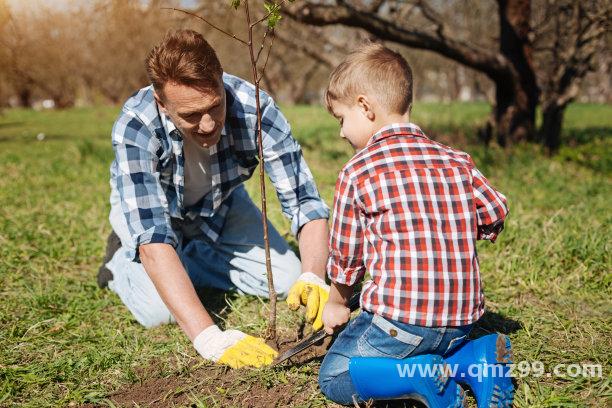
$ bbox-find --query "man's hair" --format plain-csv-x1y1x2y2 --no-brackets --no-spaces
325,43,413,115
146,29,223,98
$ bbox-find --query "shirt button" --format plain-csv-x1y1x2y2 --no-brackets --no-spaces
389,329,398,337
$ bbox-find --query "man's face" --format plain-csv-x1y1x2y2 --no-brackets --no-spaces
155,80,226,148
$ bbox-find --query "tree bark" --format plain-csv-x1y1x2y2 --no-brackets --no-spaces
540,101,564,152
493,0,539,146
286,0,542,146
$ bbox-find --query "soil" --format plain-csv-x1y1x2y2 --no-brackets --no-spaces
93,331,335,408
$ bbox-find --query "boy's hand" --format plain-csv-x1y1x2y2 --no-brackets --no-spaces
287,272,330,331
322,301,351,335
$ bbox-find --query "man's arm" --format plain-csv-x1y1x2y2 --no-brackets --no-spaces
139,243,213,340
112,108,276,367
297,218,329,280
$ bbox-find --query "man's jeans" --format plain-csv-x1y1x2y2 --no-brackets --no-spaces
319,310,472,405
106,184,301,328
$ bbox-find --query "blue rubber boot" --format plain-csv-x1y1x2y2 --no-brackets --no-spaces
349,354,464,407
444,334,514,408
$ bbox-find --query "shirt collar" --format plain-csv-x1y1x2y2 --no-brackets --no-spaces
367,122,427,146
159,109,181,140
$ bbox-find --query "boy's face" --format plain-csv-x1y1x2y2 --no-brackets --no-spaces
330,100,374,151
154,80,226,149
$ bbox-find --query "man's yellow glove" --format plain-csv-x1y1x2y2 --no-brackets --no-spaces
193,325,277,369
286,272,330,331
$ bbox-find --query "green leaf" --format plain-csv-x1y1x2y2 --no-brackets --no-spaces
229,0,241,10
265,2,281,28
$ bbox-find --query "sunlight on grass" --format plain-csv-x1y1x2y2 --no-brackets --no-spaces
0,103,610,406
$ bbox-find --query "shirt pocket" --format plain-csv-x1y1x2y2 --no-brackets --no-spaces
357,314,423,359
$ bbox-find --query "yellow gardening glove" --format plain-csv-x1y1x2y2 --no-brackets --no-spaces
193,325,277,369
286,272,330,331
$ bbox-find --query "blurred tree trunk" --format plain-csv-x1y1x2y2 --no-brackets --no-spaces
285,0,540,145
540,102,564,151
493,0,538,145
286,0,608,148
17,88,32,108
534,0,608,152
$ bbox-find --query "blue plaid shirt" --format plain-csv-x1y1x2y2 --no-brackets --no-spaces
110,73,329,262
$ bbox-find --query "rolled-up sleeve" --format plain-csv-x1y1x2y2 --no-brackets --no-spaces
259,96,329,236
112,111,178,261
471,165,509,242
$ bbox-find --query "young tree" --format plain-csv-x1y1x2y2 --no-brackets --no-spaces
167,0,287,340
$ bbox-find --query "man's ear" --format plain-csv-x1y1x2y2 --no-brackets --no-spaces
357,95,375,121
153,90,168,115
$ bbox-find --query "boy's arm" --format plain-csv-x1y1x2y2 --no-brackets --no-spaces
323,169,365,334
327,168,366,285
471,164,509,242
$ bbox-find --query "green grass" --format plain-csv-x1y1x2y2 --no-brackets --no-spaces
0,103,610,407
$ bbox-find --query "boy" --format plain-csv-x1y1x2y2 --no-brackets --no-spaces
319,44,512,406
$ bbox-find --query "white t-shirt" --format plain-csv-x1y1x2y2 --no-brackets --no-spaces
183,136,213,207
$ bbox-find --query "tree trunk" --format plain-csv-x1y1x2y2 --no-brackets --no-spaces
540,101,564,153
18,88,32,108
494,0,539,146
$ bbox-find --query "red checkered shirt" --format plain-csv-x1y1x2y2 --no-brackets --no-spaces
328,123,508,327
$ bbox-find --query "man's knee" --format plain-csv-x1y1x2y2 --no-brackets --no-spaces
131,302,176,328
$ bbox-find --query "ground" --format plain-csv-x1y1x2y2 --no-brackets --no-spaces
0,103,610,407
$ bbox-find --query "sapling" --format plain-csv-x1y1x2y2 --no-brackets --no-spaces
165,0,289,341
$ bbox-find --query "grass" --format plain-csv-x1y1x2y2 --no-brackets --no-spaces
0,102,610,407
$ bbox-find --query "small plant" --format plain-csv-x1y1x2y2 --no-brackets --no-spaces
165,1,291,340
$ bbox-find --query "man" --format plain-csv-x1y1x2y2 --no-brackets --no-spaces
98,29,330,368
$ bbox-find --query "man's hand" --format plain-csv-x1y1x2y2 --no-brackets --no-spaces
287,272,330,331
322,301,351,335
193,325,277,369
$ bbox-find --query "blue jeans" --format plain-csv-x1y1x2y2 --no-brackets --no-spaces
319,310,472,405
106,184,302,328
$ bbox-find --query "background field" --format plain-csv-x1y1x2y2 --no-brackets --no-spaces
0,103,610,407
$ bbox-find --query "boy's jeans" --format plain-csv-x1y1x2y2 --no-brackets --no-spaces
106,184,302,328
319,310,472,405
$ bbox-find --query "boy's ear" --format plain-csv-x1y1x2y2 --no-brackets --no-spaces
357,95,375,121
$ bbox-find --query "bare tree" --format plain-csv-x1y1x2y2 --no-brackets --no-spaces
285,0,609,148
534,0,609,151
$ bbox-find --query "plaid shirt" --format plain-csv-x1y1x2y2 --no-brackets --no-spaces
111,73,329,262
328,123,508,327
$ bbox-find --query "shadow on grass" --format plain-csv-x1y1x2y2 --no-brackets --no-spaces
194,286,239,326
563,126,611,146
470,310,523,338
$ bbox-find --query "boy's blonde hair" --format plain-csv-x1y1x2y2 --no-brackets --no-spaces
325,43,413,115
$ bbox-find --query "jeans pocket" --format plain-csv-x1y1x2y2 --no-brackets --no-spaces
444,334,468,356
357,314,423,359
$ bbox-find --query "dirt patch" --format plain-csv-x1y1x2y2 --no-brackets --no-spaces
102,332,334,407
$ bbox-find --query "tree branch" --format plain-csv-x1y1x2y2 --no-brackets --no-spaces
162,7,248,46
251,0,288,27
284,1,512,80
258,30,275,83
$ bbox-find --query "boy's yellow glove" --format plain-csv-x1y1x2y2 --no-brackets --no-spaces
193,325,277,369
286,272,330,331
